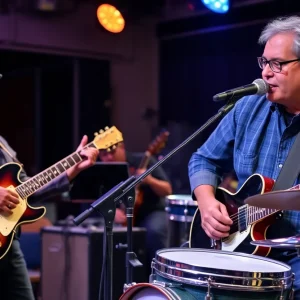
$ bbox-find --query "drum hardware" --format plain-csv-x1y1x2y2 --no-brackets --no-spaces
280,279,286,300
289,275,295,300
149,259,156,283
251,236,300,257
204,277,213,300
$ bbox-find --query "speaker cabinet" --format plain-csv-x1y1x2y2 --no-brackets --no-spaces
41,226,147,300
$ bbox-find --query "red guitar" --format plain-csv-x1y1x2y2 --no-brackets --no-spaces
189,173,295,256
0,126,123,259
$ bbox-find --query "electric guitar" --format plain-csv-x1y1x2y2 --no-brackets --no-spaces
189,173,296,256
0,126,123,259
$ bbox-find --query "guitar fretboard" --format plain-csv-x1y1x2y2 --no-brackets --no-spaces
247,206,278,224
15,142,96,199
246,183,300,224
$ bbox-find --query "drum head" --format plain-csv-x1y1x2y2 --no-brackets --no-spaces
153,248,293,291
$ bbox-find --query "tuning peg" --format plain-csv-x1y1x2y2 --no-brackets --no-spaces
112,145,116,149
99,129,104,134
94,132,98,136
105,126,109,130
107,148,111,152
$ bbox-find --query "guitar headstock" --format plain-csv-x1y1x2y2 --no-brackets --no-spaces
93,126,123,152
147,130,170,156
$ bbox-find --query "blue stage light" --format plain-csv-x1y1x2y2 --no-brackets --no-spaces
201,0,230,14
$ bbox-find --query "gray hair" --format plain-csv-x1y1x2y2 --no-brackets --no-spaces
258,15,300,57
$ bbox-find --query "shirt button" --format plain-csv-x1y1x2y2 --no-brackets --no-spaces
279,164,283,168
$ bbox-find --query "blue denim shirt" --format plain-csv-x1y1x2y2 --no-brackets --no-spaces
188,94,300,235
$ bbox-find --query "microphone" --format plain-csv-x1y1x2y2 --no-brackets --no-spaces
213,79,269,102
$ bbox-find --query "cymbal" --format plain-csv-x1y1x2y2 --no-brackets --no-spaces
244,190,300,210
251,235,300,249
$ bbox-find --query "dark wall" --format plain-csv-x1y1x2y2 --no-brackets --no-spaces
0,50,110,174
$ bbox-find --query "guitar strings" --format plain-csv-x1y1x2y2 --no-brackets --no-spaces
227,206,278,225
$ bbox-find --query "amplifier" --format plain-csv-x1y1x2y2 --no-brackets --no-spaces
41,225,147,300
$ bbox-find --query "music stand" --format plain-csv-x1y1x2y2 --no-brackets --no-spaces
69,162,130,203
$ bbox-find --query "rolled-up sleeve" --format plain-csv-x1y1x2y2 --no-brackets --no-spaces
188,105,237,194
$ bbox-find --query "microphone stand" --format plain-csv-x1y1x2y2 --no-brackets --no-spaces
73,100,236,300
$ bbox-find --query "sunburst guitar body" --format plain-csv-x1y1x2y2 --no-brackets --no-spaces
0,126,123,259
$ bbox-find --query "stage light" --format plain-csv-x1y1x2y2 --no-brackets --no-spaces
201,0,230,14
97,4,125,33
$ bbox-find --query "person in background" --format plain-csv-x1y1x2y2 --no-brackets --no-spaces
0,134,99,300
99,141,172,272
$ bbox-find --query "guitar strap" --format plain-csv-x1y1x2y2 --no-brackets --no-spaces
0,141,23,167
271,131,300,191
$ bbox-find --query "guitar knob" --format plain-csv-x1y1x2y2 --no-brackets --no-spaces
105,126,109,130
99,129,104,134
112,145,116,149
107,148,111,152
94,132,98,136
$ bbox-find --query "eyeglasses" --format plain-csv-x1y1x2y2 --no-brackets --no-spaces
257,57,300,73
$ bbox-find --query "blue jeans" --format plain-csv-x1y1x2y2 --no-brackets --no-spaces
138,210,168,274
0,239,34,300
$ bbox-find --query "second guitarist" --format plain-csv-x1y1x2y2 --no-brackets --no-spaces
99,139,172,274
0,134,99,300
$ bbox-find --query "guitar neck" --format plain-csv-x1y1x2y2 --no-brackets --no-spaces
138,151,151,169
15,141,97,199
247,206,279,224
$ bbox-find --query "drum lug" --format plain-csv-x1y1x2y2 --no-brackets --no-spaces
204,277,213,300
289,289,294,300
288,273,295,300
278,278,288,300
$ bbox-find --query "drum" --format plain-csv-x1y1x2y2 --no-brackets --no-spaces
120,248,294,299
165,195,197,247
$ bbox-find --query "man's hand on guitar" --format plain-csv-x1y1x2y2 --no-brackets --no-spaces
195,185,232,240
67,135,99,181
0,187,20,214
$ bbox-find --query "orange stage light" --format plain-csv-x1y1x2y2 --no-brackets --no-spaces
97,4,125,33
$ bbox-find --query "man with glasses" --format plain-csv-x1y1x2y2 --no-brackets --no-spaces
188,15,300,296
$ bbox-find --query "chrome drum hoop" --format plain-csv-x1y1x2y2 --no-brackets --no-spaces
153,248,294,292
